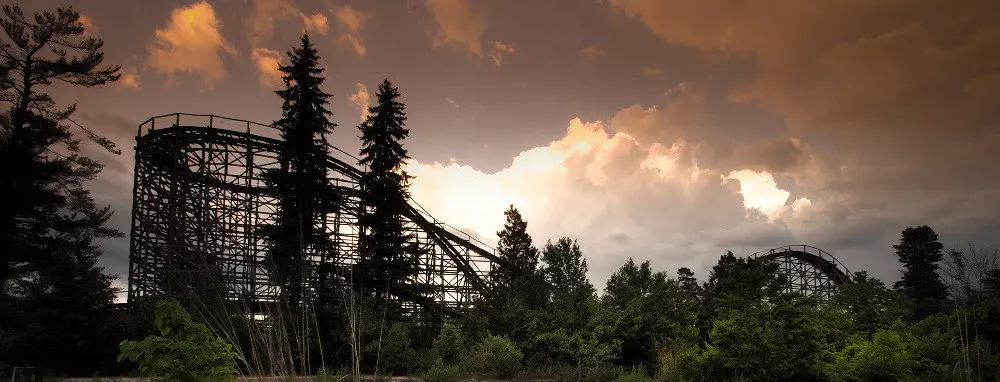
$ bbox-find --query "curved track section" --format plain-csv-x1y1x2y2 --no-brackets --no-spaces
127,114,504,315
751,245,852,299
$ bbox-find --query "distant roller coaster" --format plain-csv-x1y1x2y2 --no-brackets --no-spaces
126,113,505,317
126,114,854,316
751,245,853,299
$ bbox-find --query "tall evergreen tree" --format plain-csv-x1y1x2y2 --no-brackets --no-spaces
490,204,539,290
356,79,422,304
892,225,948,319
260,33,339,307
677,267,701,301
0,5,122,376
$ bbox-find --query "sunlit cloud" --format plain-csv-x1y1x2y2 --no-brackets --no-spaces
334,5,370,56
251,47,284,89
348,82,370,122
641,67,663,77
148,1,235,90
724,169,790,220
246,0,300,42
581,45,606,59
119,68,141,89
78,14,97,35
490,41,515,66
426,0,486,57
302,12,329,35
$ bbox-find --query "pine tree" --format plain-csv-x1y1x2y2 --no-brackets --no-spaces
677,267,701,301
892,225,948,319
356,79,422,304
0,4,122,375
260,34,339,307
490,204,539,290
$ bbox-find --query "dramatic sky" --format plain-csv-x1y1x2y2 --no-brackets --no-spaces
29,0,1000,298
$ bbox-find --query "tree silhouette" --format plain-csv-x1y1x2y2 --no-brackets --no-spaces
490,204,539,290
356,79,422,304
677,267,701,301
259,33,339,308
0,4,121,376
892,225,948,319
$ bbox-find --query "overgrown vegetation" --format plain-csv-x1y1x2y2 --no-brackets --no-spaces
117,300,240,381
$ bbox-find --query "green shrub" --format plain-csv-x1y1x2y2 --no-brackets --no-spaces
314,365,342,382
613,366,649,382
473,335,522,378
433,323,465,365
424,361,462,382
117,299,240,382
366,322,416,375
830,329,914,381
656,344,702,382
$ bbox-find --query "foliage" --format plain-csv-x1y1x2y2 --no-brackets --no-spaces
829,329,914,381
603,258,699,367
611,366,649,382
0,4,126,377
423,360,461,382
893,225,949,319
491,204,540,289
259,33,338,308
432,323,465,365
366,322,416,376
654,344,702,382
472,335,523,378
117,300,240,382
702,296,832,381
833,271,912,334
698,251,783,342
541,237,596,329
356,78,426,305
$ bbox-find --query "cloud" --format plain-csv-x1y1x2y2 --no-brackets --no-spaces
607,0,1000,158
78,14,97,35
445,98,459,108
334,5,370,56
404,110,823,285
724,169,792,221
490,41,515,66
148,1,235,90
118,67,141,89
426,0,487,57
302,12,329,35
641,67,663,77
348,82,370,122
246,0,301,42
581,45,606,59
251,47,284,89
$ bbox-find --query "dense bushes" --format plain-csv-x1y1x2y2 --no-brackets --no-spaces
117,300,240,381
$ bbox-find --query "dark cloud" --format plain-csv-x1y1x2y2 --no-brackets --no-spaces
19,0,999,289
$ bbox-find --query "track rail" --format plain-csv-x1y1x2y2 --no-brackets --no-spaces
129,113,505,314
751,245,852,298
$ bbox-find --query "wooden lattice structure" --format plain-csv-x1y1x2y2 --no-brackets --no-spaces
752,245,852,299
127,113,503,317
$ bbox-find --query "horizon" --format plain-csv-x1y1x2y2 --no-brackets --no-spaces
25,0,1000,299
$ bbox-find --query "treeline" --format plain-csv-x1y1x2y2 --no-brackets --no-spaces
439,209,1000,381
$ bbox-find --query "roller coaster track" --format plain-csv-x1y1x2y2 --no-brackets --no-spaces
127,113,506,316
751,245,853,299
